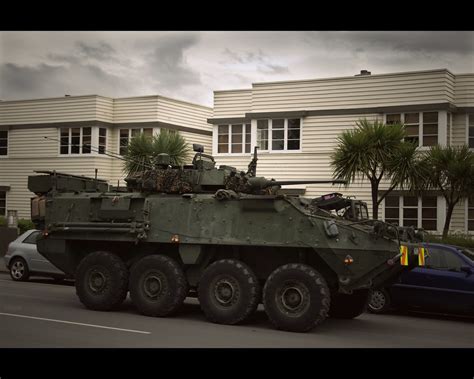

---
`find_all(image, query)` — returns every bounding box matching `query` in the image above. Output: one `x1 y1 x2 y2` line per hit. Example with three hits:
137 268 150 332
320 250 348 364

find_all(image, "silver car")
4 229 66 282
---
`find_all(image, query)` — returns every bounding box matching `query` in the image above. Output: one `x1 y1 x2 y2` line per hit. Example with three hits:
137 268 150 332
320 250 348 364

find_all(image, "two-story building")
1 68 473 234
207 69 474 235
0 94 213 219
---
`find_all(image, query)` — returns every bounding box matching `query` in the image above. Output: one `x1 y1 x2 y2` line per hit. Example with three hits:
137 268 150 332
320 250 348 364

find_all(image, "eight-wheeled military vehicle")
28 145 425 332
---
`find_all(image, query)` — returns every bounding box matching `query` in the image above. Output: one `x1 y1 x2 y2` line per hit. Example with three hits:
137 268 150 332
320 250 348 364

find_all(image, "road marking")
0 312 151 335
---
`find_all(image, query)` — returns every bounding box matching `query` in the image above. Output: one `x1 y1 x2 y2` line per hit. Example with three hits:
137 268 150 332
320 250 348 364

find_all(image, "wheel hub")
11 261 24 279
144 275 163 299
214 279 237 306
370 291 386 310
88 270 107 293
281 287 304 310
277 281 310 316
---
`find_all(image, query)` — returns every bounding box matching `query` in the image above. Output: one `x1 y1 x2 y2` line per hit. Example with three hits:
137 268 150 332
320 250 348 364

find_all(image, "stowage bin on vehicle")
28 145 426 332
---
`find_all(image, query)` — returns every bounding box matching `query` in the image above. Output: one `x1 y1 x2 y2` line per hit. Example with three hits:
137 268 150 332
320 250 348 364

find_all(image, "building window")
468 199 474 231
256 118 301 152
384 195 400 226
469 114 474 149
98 128 107 154
0 191 5 216
447 112 451 146
403 195 418 227
0 130 8 156
60 127 92 155
422 112 438 146
421 196 437 231
119 128 153 155
384 195 438 231
217 124 251 154
385 112 438 147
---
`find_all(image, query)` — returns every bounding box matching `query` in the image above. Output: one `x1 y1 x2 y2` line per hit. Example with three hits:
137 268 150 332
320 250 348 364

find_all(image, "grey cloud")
222 48 289 76
47 41 118 64
0 61 127 99
304 31 474 55
144 34 202 90
76 41 116 60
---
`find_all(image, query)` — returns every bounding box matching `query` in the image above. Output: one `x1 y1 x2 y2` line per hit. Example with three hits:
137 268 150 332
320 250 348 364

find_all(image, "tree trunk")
371 181 379 220
443 203 455 239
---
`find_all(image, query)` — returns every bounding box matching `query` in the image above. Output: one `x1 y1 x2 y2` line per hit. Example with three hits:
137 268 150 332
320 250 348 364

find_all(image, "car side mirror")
460 266 472 275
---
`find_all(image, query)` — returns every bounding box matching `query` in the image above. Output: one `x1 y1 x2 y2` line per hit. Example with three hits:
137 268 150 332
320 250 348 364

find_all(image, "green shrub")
0 216 6 227
18 219 36 235
425 233 474 249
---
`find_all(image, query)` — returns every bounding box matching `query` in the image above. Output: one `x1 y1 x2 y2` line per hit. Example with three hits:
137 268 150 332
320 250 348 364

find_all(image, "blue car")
368 243 474 315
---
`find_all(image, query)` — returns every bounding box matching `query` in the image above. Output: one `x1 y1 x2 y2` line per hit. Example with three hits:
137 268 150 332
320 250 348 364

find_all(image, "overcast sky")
0 31 473 107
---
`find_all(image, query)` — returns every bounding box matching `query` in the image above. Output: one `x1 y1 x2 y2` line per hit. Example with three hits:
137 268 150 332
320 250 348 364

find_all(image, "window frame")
256 118 302 153
98 127 107 155
118 127 155 156
0 129 9 158
384 112 439 148
383 195 439 232
217 123 252 155
58 126 94 156
468 114 474 150
467 198 474 234
0 191 6 217
215 117 303 156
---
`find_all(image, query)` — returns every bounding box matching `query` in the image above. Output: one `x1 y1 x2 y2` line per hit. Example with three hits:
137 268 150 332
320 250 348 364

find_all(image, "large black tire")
9 257 30 282
198 259 260 325
129 255 188 317
75 251 129 311
329 289 369 319
367 288 392 314
263 263 330 333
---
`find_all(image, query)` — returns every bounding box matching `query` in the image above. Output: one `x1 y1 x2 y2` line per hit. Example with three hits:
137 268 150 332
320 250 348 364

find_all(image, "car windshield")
459 248 474 262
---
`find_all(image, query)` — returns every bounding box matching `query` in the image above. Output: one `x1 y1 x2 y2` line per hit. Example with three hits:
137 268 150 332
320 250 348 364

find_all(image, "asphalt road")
0 271 473 348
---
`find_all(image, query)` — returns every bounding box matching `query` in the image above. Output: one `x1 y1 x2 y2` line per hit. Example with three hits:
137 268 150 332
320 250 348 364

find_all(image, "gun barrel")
248 177 347 189
271 179 347 186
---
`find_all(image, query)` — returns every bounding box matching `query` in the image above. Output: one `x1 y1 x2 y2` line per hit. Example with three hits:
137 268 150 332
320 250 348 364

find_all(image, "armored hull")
28 146 424 332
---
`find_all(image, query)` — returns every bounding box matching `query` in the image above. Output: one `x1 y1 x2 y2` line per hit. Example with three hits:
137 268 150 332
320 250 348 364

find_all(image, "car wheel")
368 288 391 314
10 257 30 282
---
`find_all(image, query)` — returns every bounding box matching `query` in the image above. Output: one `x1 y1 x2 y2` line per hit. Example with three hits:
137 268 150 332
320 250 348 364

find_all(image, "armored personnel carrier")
28 145 425 332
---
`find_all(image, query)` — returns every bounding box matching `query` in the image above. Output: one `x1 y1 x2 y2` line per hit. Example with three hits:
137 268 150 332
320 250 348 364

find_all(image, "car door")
392 245 474 312
417 247 474 312
389 247 446 309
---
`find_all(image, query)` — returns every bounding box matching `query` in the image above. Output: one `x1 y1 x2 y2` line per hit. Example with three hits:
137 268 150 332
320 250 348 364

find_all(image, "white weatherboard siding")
211 69 472 234
113 96 159 123
454 74 474 107
251 70 455 112
0 94 213 219
452 113 467 146
157 96 213 132
213 90 252 118
0 96 109 124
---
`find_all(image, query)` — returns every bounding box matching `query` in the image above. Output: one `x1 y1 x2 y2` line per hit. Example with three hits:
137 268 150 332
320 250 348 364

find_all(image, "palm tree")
420 145 474 238
123 129 190 176
331 118 424 219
